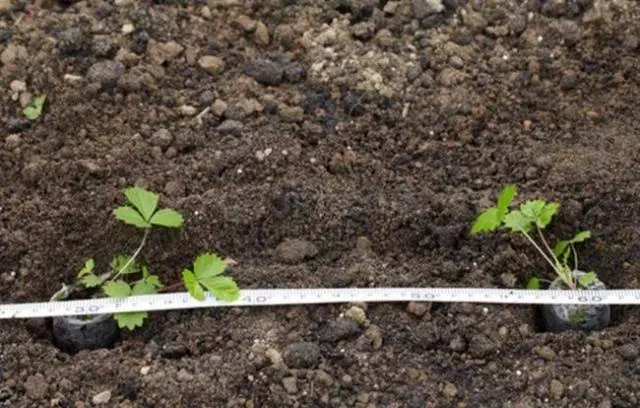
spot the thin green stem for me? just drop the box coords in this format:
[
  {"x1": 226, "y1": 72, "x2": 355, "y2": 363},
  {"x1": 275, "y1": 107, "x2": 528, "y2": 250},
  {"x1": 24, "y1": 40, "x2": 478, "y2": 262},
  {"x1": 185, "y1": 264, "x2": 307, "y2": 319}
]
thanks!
[
  {"x1": 520, "y1": 229, "x2": 556, "y2": 270},
  {"x1": 536, "y1": 226, "x2": 561, "y2": 267},
  {"x1": 112, "y1": 228, "x2": 150, "y2": 281}
]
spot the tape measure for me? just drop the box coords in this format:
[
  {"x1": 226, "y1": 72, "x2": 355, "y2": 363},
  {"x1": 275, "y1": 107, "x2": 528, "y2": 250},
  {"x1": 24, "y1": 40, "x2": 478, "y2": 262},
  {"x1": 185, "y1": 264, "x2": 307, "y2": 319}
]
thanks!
[{"x1": 1, "y1": 287, "x2": 639, "y2": 319}]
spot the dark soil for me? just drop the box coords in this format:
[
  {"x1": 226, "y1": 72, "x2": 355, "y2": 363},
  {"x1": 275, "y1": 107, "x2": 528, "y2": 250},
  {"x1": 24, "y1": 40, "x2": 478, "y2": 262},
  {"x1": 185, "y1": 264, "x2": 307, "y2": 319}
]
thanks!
[{"x1": 1, "y1": 0, "x2": 640, "y2": 406}]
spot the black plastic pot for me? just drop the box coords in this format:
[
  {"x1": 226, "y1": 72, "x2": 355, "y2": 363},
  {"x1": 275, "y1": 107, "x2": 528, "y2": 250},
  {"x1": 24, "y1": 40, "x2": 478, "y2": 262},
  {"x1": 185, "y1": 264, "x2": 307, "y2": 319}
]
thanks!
[
  {"x1": 51, "y1": 313, "x2": 119, "y2": 354},
  {"x1": 541, "y1": 270, "x2": 610, "y2": 333}
]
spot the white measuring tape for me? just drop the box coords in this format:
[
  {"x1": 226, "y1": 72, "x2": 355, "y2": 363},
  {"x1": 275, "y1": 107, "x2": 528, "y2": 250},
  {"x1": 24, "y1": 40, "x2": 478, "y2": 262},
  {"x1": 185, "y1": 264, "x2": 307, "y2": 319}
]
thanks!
[{"x1": 1, "y1": 288, "x2": 639, "y2": 319}]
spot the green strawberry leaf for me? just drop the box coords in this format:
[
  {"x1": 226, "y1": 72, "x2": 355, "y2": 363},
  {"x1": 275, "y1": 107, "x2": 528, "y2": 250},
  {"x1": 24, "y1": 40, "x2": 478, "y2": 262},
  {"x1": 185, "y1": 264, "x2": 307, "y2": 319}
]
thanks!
[
  {"x1": 23, "y1": 94, "x2": 47, "y2": 120},
  {"x1": 503, "y1": 210, "x2": 532, "y2": 233},
  {"x1": 526, "y1": 277, "x2": 540, "y2": 290},
  {"x1": 496, "y1": 184, "x2": 516, "y2": 220},
  {"x1": 80, "y1": 273, "x2": 105, "y2": 288},
  {"x1": 114, "y1": 312, "x2": 148, "y2": 331},
  {"x1": 149, "y1": 208, "x2": 184, "y2": 228},
  {"x1": 123, "y1": 187, "x2": 159, "y2": 222},
  {"x1": 471, "y1": 207, "x2": 500, "y2": 235},
  {"x1": 76, "y1": 258, "x2": 95, "y2": 278},
  {"x1": 110, "y1": 255, "x2": 140, "y2": 274},
  {"x1": 183, "y1": 269, "x2": 205, "y2": 301},
  {"x1": 103, "y1": 280, "x2": 132, "y2": 298},
  {"x1": 193, "y1": 252, "x2": 226, "y2": 279},
  {"x1": 520, "y1": 200, "x2": 559, "y2": 229},
  {"x1": 553, "y1": 230, "x2": 592, "y2": 258},
  {"x1": 132, "y1": 280, "x2": 157, "y2": 296},
  {"x1": 578, "y1": 271, "x2": 597, "y2": 288},
  {"x1": 199, "y1": 276, "x2": 240, "y2": 302},
  {"x1": 113, "y1": 206, "x2": 150, "y2": 228},
  {"x1": 144, "y1": 274, "x2": 163, "y2": 288}
]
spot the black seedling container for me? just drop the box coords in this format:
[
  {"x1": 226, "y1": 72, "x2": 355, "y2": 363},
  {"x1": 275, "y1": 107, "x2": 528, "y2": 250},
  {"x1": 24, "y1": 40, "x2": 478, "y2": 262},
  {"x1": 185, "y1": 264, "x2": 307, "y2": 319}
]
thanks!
[
  {"x1": 51, "y1": 313, "x2": 119, "y2": 354},
  {"x1": 541, "y1": 270, "x2": 610, "y2": 333}
]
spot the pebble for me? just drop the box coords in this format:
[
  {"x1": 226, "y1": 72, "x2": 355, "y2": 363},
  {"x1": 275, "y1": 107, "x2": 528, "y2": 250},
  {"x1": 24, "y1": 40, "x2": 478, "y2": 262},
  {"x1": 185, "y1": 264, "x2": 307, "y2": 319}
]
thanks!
[
  {"x1": 282, "y1": 342, "x2": 320, "y2": 369},
  {"x1": 24, "y1": 374, "x2": 48, "y2": 400},
  {"x1": 234, "y1": 15, "x2": 256, "y2": 32},
  {"x1": 91, "y1": 35, "x2": 115, "y2": 57},
  {"x1": 244, "y1": 58, "x2": 284, "y2": 85},
  {"x1": 87, "y1": 60, "x2": 125, "y2": 88},
  {"x1": 92, "y1": 390, "x2": 111, "y2": 404},
  {"x1": 314, "y1": 370, "x2": 334, "y2": 388},
  {"x1": 535, "y1": 346, "x2": 557, "y2": 361},
  {"x1": 442, "y1": 382, "x2": 457, "y2": 398},
  {"x1": 254, "y1": 21, "x2": 270, "y2": 45},
  {"x1": 140, "y1": 366, "x2": 151, "y2": 375},
  {"x1": 5, "y1": 134, "x2": 21, "y2": 149},
  {"x1": 57, "y1": 28, "x2": 85, "y2": 55},
  {"x1": 344, "y1": 306, "x2": 367, "y2": 326},
  {"x1": 412, "y1": 0, "x2": 444, "y2": 18},
  {"x1": 282, "y1": 377, "x2": 297, "y2": 394},
  {"x1": 278, "y1": 105, "x2": 304, "y2": 123},
  {"x1": 10, "y1": 80, "x2": 26, "y2": 92},
  {"x1": 177, "y1": 369, "x2": 194, "y2": 381},
  {"x1": 549, "y1": 379, "x2": 565, "y2": 399},
  {"x1": 150, "y1": 128, "x2": 174, "y2": 148},
  {"x1": 407, "y1": 302, "x2": 430, "y2": 316},
  {"x1": 468, "y1": 334, "x2": 496, "y2": 358},
  {"x1": 122, "y1": 23, "x2": 135, "y2": 34},
  {"x1": 1, "y1": 43, "x2": 28, "y2": 64},
  {"x1": 148, "y1": 40, "x2": 184, "y2": 65},
  {"x1": 276, "y1": 239, "x2": 318, "y2": 264},
  {"x1": 198, "y1": 55, "x2": 225, "y2": 74},
  {"x1": 217, "y1": 119, "x2": 244, "y2": 135},
  {"x1": 265, "y1": 348, "x2": 283, "y2": 365},
  {"x1": 178, "y1": 105, "x2": 197, "y2": 116},
  {"x1": 618, "y1": 344, "x2": 638, "y2": 360},
  {"x1": 319, "y1": 319, "x2": 361, "y2": 343},
  {"x1": 364, "y1": 325, "x2": 383, "y2": 350},
  {"x1": 212, "y1": 99, "x2": 228, "y2": 116}
]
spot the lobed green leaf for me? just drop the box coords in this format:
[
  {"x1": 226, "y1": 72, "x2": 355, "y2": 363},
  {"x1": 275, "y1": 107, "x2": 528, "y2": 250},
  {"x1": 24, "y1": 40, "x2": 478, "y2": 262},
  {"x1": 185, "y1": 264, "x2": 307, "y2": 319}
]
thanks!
[
  {"x1": 77, "y1": 259, "x2": 95, "y2": 278},
  {"x1": 471, "y1": 208, "x2": 500, "y2": 235},
  {"x1": 149, "y1": 208, "x2": 184, "y2": 228},
  {"x1": 103, "y1": 280, "x2": 132, "y2": 298},
  {"x1": 553, "y1": 230, "x2": 592, "y2": 258},
  {"x1": 496, "y1": 184, "x2": 517, "y2": 220},
  {"x1": 23, "y1": 95, "x2": 47, "y2": 120},
  {"x1": 199, "y1": 276, "x2": 240, "y2": 302},
  {"x1": 526, "y1": 277, "x2": 540, "y2": 290},
  {"x1": 80, "y1": 273, "x2": 105, "y2": 288},
  {"x1": 114, "y1": 312, "x2": 148, "y2": 331},
  {"x1": 123, "y1": 187, "x2": 159, "y2": 222},
  {"x1": 578, "y1": 271, "x2": 597, "y2": 288},
  {"x1": 503, "y1": 210, "x2": 532, "y2": 233},
  {"x1": 113, "y1": 206, "x2": 150, "y2": 228},
  {"x1": 193, "y1": 252, "x2": 226, "y2": 279},
  {"x1": 183, "y1": 269, "x2": 205, "y2": 301}
]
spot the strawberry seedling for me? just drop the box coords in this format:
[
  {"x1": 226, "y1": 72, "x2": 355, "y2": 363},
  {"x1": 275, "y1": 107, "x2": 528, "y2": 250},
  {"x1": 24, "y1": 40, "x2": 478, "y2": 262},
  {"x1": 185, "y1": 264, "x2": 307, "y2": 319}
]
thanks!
[
  {"x1": 52, "y1": 186, "x2": 240, "y2": 331},
  {"x1": 471, "y1": 184, "x2": 596, "y2": 290}
]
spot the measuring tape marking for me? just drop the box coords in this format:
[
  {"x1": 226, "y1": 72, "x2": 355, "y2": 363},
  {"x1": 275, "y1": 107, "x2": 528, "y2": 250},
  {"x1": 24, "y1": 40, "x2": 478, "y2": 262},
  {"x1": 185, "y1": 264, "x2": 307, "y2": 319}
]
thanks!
[{"x1": 1, "y1": 288, "x2": 639, "y2": 319}]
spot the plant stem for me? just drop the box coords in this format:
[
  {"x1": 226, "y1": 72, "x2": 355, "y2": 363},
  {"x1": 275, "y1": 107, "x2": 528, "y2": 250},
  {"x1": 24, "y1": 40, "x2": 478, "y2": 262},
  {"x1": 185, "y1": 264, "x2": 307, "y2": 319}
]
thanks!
[
  {"x1": 520, "y1": 229, "x2": 558, "y2": 272},
  {"x1": 113, "y1": 229, "x2": 150, "y2": 281},
  {"x1": 536, "y1": 226, "x2": 561, "y2": 267}
]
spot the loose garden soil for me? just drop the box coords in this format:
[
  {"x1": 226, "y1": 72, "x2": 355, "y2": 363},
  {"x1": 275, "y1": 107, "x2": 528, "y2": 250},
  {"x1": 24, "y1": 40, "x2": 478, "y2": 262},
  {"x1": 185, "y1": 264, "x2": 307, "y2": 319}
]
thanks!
[{"x1": 1, "y1": 0, "x2": 639, "y2": 406}]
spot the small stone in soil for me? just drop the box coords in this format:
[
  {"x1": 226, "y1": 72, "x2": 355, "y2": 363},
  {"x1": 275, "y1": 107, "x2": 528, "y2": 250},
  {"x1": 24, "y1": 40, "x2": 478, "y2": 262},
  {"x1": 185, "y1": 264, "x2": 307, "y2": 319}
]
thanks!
[
  {"x1": 468, "y1": 334, "x2": 496, "y2": 358},
  {"x1": 92, "y1": 390, "x2": 111, "y2": 404},
  {"x1": 442, "y1": 382, "x2": 457, "y2": 398},
  {"x1": 549, "y1": 379, "x2": 565, "y2": 399},
  {"x1": 276, "y1": 239, "x2": 318, "y2": 264},
  {"x1": 618, "y1": 344, "x2": 638, "y2": 360},
  {"x1": 244, "y1": 58, "x2": 284, "y2": 85},
  {"x1": 217, "y1": 119, "x2": 244, "y2": 135},
  {"x1": 282, "y1": 377, "x2": 297, "y2": 394},
  {"x1": 198, "y1": 55, "x2": 225, "y2": 74},
  {"x1": 535, "y1": 346, "x2": 557, "y2": 361},
  {"x1": 344, "y1": 306, "x2": 367, "y2": 326},
  {"x1": 24, "y1": 374, "x2": 48, "y2": 400},
  {"x1": 319, "y1": 318, "x2": 361, "y2": 343},
  {"x1": 407, "y1": 301, "x2": 430, "y2": 316},
  {"x1": 57, "y1": 28, "x2": 85, "y2": 55},
  {"x1": 282, "y1": 342, "x2": 320, "y2": 369},
  {"x1": 265, "y1": 348, "x2": 283, "y2": 365},
  {"x1": 87, "y1": 60, "x2": 125, "y2": 88},
  {"x1": 150, "y1": 128, "x2": 174, "y2": 148}
]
